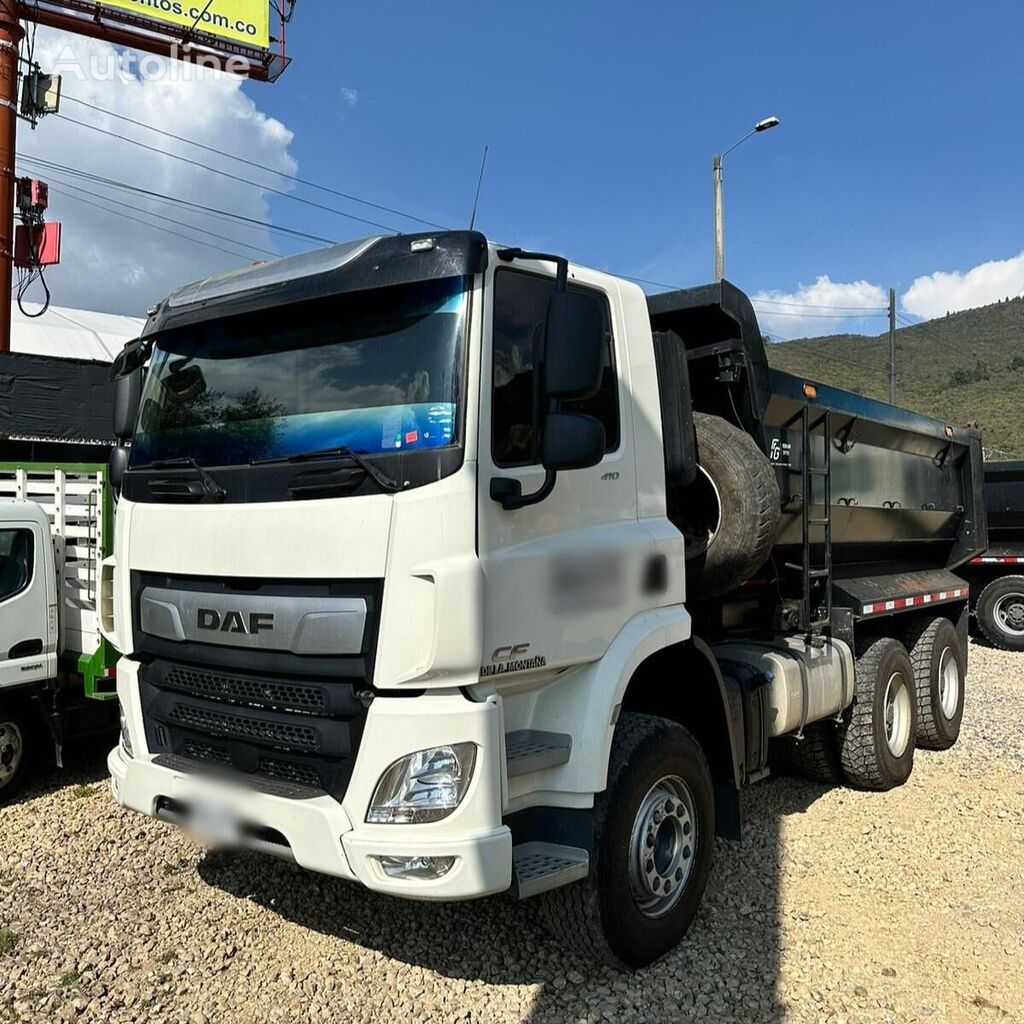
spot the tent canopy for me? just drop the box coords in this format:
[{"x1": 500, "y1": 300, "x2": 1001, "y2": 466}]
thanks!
[{"x1": 11, "y1": 302, "x2": 144, "y2": 362}]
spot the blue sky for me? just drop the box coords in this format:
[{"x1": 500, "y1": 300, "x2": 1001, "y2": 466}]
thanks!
[
  {"x1": 238, "y1": 0, "x2": 1023, "y2": 339},
  {"x1": 24, "y1": 2, "x2": 1024, "y2": 333}
]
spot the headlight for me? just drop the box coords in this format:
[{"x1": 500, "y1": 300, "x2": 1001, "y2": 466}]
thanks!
[
  {"x1": 119, "y1": 703, "x2": 133, "y2": 757},
  {"x1": 367, "y1": 743, "x2": 476, "y2": 824}
]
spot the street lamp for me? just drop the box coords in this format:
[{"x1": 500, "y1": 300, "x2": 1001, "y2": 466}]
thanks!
[{"x1": 713, "y1": 116, "x2": 780, "y2": 282}]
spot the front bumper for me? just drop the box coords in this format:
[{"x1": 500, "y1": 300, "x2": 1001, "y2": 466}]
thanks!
[{"x1": 109, "y1": 660, "x2": 512, "y2": 901}]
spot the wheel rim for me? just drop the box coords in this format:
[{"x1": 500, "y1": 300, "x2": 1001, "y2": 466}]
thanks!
[
  {"x1": 0, "y1": 721, "x2": 24, "y2": 789},
  {"x1": 937, "y1": 645, "x2": 960, "y2": 720},
  {"x1": 679, "y1": 467, "x2": 722, "y2": 560},
  {"x1": 993, "y1": 593, "x2": 1024, "y2": 637},
  {"x1": 883, "y1": 672, "x2": 912, "y2": 756},
  {"x1": 628, "y1": 774, "x2": 697, "y2": 919}
]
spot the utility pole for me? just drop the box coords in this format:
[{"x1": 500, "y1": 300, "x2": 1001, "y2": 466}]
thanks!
[
  {"x1": 0, "y1": 0, "x2": 21, "y2": 353},
  {"x1": 888, "y1": 287, "x2": 897, "y2": 405}
]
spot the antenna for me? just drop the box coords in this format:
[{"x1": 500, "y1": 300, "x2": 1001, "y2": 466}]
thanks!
[{"x1": 468, "y1": 144, "x2": 489, "y2": 231}]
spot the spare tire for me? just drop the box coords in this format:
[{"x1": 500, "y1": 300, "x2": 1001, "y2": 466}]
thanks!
[{"x1": 676, "y1": 413, "x2": 781, "y2": 598}]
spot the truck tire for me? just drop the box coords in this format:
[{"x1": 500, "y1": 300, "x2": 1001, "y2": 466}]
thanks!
[
  {"x1": 904, "y1": 616, "x2": 965, "y2": 750},
  {"x1": 837, "y1": 638, "x2": 916, "y2": 790},
  {"x1": 786, "y1": 721, "x2": 843, "y2": 783},
  {"x1": 680, "y1": 413, "x2": 781, "y2": 598},
  {"x1": 975, "y1": 576, "x2": 1024, "y2": 652},
  {"x1": 539, "y1": 713, "x2": 715, "y2": 968},
  {"x1": 0, "y1": 700, "x2": 33, "y2": 805}
]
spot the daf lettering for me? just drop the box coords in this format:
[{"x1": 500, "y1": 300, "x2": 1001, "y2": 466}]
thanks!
[{"x1": 197, "y1": 608, "x2": 275, "y2": 635}]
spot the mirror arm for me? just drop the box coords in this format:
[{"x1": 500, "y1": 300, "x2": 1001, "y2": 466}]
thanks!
[
  {"x1": 489, "y1": 470, "x2": 557, "y2": 511},
  {"x1": 497, "y1": 248, "x2": 569, "y2": 293}
]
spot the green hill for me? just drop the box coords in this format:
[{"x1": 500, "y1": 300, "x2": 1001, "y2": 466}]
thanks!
[{"x1": 764, "y1": 296, "x2": 1024, "y2": 458}]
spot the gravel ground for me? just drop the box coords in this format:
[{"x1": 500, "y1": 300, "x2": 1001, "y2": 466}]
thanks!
[{"x1": 1, "y1": 640, "x2": 1022, "y2": 1024}]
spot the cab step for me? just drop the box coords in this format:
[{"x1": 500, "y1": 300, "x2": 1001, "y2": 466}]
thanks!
[
  {"x1": 505, "y1": 729, "x2": 572, "y2": 777},
  {"x1": 511, "y1": 842, "x2": 589, "y2": 899}
]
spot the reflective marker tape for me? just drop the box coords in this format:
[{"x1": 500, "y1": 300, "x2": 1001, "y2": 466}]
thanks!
[
  {"x1": 860, "y1": 586, "x2": 968, "y2": 616},
  {"x1": 969, "y1": 556, "x2": 1024, "y2": 564}
]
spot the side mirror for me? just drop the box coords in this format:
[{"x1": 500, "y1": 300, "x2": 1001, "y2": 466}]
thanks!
[
  {"x1": 109, "y1": 337, "x2": 150, "y2": 382},
  {"x1": 108, "y1": 445, "x2": 129, "y2": 495},
  {"x1": 543, "y1": 291, "x2": 605, "y2": 400},
  {"x1": 113, "y1": 368, "x2": 143, "y2": 440},
  {"x1": 541, "y1": 413, "x2": 605, "y2": 471}
]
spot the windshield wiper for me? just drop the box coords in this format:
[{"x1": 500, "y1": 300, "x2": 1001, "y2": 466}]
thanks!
[
  {"x1": 134, "y1": 457, "x2": 227, "y2": 500},
  {"x1": 251, "y1": 446, "x2": 404, "y2": 492}
]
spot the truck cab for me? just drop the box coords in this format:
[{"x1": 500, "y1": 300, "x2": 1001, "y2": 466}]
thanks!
[
  {"x1": 0, "y1": 501, "x2": 58, "y2": 691},
  {"x1": 104, "y1": 231, "x2": 983, "y2": 966}
]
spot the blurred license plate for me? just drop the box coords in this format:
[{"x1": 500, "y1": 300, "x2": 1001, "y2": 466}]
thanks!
[{"x1": 187, "y1": 796, "x2": 241, "y2": 847}]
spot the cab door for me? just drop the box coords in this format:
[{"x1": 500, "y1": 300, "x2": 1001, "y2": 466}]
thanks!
[
  {"x1": 476, "y1": 263, "x2": 654, "y2": 679},
  {"x1": 0, "y1": 515, "x2": 55, "y2": 689}
]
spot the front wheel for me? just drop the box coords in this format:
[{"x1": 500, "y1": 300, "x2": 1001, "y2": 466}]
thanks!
[
  {"x1": 539, "y1": 713, "x2": 715, "y2": 968},
  {"x1": 0, "y1": 701, "x2": 34, "y2": 805}
]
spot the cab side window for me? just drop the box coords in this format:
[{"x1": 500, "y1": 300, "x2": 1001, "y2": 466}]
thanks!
[
  {"x1": 492, "y1": 268, "x2": 620, "y2": 467},
  {"x1": 0, "y1": 529, "x2": 33, "y2": 602}
]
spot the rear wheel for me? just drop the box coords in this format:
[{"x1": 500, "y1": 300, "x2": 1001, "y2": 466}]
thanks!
[
  {"x1": 976, "y1": 576, "x2": 1024, "y2": 652},
  {"x1": 0, "y1": 701, "x2": 33, "y2": 805},
  {"x1": 539, "y1": 713, "x2": 715, "y2": 968},
  {"x1": 786, "y1": 721, "x2": 843, "y2": 783},
  {"x1": 904, "y1": 616, "x2": 965, "y2": 750},
  {"x1": 838, "y1": 638, "x2": 916, "y2": 790}
]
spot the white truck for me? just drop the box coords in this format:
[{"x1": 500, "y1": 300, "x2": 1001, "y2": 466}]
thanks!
[
  {"x1": 0, "y1": 464, "x2": 119, "y2": 801},
  {"x1": 102, "y1": 232, "x2": 986, "y2": 966}
]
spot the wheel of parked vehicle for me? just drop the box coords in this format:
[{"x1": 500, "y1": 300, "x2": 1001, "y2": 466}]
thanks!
[
  {"x1": 539, "y1": 712, "x2": 715, "y2": 968},
  {"x1": 975, "y1": 575, "x2": 1024, "y2": 652},
  {"x1": 0, "y1": 701, "x2": 32, "y2": 804},
  {"x1": 678, "y1": 413, "x2": 781, "y2": 599},
  {"x1": 904, "y1": 616, "x2": 965, "y2": 750},
  {"x1": 837, "y1": 638, "x2": 917, "y2": 790},
  {"x1": 786, "y1": 721, "x2": 843, "y2": 783}
]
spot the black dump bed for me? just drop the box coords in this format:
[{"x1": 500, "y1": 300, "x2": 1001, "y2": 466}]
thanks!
[
  {"x1": 647, "y1": 281, "x2": 987, "y2": 579},
  {"x1": 983, "y1": 460, "x2": 1024, "y2": 543}
]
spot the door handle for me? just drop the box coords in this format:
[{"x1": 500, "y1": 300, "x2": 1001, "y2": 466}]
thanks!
[{"x1": 8, "y1": 639, "x2": 43, "y2": 659}]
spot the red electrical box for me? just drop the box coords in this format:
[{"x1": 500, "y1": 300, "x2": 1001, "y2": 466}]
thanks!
[{"x1": 14, "y1": 222, "x2": 61, "y2": 268}]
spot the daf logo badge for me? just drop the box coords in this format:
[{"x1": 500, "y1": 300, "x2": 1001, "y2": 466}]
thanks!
[{"x1": 197, "y1": 608, "x2": 275, "y2": 635}]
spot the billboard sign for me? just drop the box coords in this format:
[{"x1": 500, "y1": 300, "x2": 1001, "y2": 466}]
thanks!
[{"x1": 96, "y1": 0, "x2": 271, "y2": 50}]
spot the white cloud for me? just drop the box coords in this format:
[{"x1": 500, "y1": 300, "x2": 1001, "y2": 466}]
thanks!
[
  {"x1": 19, "y1": 29, "x2": 298, "y2": 316},
  {"x1": 751, "y1": 275, "x2": 888, "y2": 340},
  {"x1": 340, "y1": 87, "x2": 358, "y2": 107},
  {"x1": 901, "y1": 252, "x2": 1024, "y2": 320}
]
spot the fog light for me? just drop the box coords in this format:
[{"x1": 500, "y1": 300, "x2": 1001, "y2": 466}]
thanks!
[
  {"x1": 119, "y1": 703, "x2": 133, "y2": 758},
  {"x1": 367, "y1": 743, "x2": 476, "y2": 824},
  {"x1": 377, "y1": 855, "x2": 456, "y2": 880}
]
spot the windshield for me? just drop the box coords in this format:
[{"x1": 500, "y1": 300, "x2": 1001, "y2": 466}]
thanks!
[{"x1": 130, "y1": 277, "x2": 468, "y2": 468}]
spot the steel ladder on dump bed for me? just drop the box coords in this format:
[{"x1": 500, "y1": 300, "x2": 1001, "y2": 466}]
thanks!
[{"x1": 782, "y1": 406, "x2": 833, "y2": 641}]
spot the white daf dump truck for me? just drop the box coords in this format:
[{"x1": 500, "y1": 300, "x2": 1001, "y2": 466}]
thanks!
[{"x1": 103, "y1": 232, "x2": 986, "y2": 966}]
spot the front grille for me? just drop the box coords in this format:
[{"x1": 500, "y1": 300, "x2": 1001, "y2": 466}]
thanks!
[
  {"x1": 140, "y1": 658, "x2": 366, "y2": 801},
  {"x1": 167, "y1": 703, "x2": 321, "y2": 752},
  {"x1": 181, "y1": 739, "x2": 323, "y2": 789},
  {"x1": 164, "y1": 665, "x2": 326, "y2": 714}
]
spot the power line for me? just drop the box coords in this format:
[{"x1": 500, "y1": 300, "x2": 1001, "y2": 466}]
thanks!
[
  {"x1": 20, "y1": 153, "x2": 339, "y2": 247},
  {"x1": 752, "y1": 308, "x2": 888, "y2": 319},
  {"x1": 52, "y1": 111, "x2": 406, "y2": 234},
  {"x1": 752, "y1": 298, "x2": 888, "y2": 311},
  {"x1": 52, "y1": 188, "x2": 268, "y2": 264},
  {"x1": 26, "y1": 165, "x2": 282, "y2": 262},
  {"x1": 61, "y1": 93, "x2": 447, "y2": 231}
]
